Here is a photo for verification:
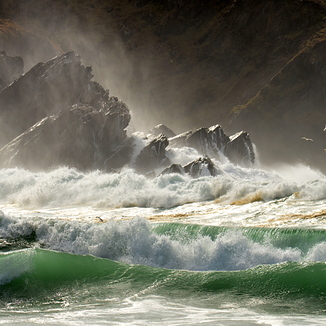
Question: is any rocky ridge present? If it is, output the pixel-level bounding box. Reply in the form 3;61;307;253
0;1;325;172
0;52;255;175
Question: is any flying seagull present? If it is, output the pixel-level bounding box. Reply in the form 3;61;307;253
301;137;313;141
324;124;326;131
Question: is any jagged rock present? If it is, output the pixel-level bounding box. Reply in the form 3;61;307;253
161;156;219;178
135;134;171;174
169;124;255;167
184;156;220;178
0;51;102;147
161;163;185;175
0;51;23;90
169;124;229;158
0;102;131;171
149;124;176;138
224;131;255;166
0;49;255;174
168;130;192;147
186;125;229;157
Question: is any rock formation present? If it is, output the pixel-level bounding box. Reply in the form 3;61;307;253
134;134;171;174
161;163;185;175
184;156;220;178
0;102;131;171
161;156;220;178
0;51;255;175
169;124;255;167
0;51;95;146
148;124;176;138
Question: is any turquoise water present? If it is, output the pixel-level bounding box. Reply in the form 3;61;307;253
1;222;326;325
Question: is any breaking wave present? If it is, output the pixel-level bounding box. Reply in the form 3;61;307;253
0;160;325;209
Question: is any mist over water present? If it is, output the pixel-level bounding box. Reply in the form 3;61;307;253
0;150;324;211
1;2;326;324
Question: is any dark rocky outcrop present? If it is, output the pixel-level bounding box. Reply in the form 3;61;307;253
0;51;255;175
186;125;230;158
169;124;255;166
1;1;326;173
184;156;220;178
134;134;171;174
169;124;229;156
224;131;255;166
0;102;131;171
0;51;23;90
161;156;220;178
161;163;185;175
0;51;96;146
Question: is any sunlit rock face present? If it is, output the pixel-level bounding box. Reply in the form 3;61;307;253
0;51;23;91
169;124;255;167
148;124;176;138
0;51;95;146
161;163;185;175
224;131;255;166
0;102;131;171
134;134;171;174
0;51;254;174
160;156;220;178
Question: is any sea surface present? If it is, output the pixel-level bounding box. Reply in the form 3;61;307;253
1;145;326;325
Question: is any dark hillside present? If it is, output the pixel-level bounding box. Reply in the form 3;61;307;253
0;0;325;171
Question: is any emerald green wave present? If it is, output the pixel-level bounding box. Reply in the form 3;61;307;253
153;223;326;252
1;248;326;307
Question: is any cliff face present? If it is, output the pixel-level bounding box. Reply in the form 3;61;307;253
230;34;326;172
0;0;325;172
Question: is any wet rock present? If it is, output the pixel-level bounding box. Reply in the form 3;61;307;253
224;131;255;166
0;51;23;90
169;124;255;167
161;156;220;178
0;102;131;171
135;134;171;174
186;125;230;158
148;124;176;138
0;51;98;146
161;163;185;175
184;156;220;178
169;124;229;158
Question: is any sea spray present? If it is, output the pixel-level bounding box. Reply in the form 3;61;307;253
0;249;34;285
1;163;324;210
1;214;326;271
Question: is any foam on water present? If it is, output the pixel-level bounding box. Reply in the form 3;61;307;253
0;160;325;211
1;213;325;271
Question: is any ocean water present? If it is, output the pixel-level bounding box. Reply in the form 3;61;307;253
1;146;326;325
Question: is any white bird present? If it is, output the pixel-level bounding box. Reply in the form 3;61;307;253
324;124;326;132
301;137;313;141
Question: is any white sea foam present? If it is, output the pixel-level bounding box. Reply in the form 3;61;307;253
1;213;324;271
0;161;324;212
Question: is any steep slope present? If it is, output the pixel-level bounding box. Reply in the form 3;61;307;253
230;31;326;172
